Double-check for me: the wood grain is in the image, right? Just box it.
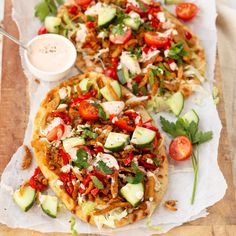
[0,1,235,235]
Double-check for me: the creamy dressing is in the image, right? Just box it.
[28,37,74,73]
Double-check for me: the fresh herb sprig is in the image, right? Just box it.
[81,127,98,139]
[92,102,107,120]
[70,148,89,169]
[96,160,114,175]
[126,162,144,184]
[160,115,213,204]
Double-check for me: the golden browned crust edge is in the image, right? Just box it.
[31,72,168,228]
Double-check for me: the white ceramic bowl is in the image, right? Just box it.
[24,34,77,82]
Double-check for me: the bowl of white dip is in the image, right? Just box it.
[24,34,77,82]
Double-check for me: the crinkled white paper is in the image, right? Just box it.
[0,0,227,235]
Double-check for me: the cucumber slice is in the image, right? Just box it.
[79,78,94,92]
[182,109,199,125]
[44,16,61,33]
[41,195,58,218]
[120,183,144,207]
[131,126,156,148]
[104,132,130,151]
[101,101,125,117]
[166,92,184,116]
[63,137,85,153]
[13,186,36,212]
[98,7,116,27]
[123,17,141,30]
[117,65,129,85]
[164,0,183,5]
[81,201,96,215]
[100,81,122,101]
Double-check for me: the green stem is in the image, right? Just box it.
[191,148,199,204]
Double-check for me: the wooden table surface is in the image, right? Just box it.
[0,1,236,235]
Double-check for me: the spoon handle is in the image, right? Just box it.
[0,27,27,50]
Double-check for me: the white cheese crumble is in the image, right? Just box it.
[61,125,73,140]
[58,87,67,99]
[76,24,88,43]
[98,31,107,39]
[57,104,68,110]
[95,153,119,170]
[146,158,154,164]
[120,51,141,75]
[169,62,178,71]
[135,115,141,125]
[85,2,105,15]
[111,116,118,124]
[156,12,166,23]
[40,117,63,136]
[127,0,139,8]
[51,179,63,187]
[164,49,169,58]
[139,49,160,63]
[61,164,71,173]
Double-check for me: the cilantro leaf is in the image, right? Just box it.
[126,162,144,184]
[143,22,155,31]
[129,47,142,59]
[70,148,89,169]
[192,131,213,145]
[96,160,114,175]
[92,102,107,120]
[82,127,98,139]
[87,15,96,22]
[132,82,139,95]
[90,176,104,189]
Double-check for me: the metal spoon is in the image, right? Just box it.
[0,27,28,50]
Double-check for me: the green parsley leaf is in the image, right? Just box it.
[132,82,139,95]
[59,98,69,104]
[96,160,114,175]
[90,176,104,189]
[70,148,89,169]
[148,70,155,86]
[192,131,213,145]
[143,22,155,31]
[114,10,127,24]
[158,62,171,76]
[87,15,96,22]
[129,47,142,59]
[136,0,148,11]
[126,162,144,184]
[111,24,125,36]
[92,102,107,120]
[82,127,98,139]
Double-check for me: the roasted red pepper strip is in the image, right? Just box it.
[59,148,71,165]
[29,167,48,191]
[51,111,72,125]
[139,159,158,170]
[70,90,97,106]
[79,174,91,194]
[124,152,134,166]
[124,110,143,126]
[60,172,76,196]
[91,188,100,197]
[110,115,135,132]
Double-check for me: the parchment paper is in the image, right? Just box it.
[0,0,227,235]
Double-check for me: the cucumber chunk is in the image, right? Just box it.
[166,92,184,116]
[101,101,125,117]
[98,7,116,27]
[63,137,85,153]
[44,16,61,33]
[100,81,122,101]
[104,132,130,151]
[120,183,144,207]
[117,65,129,85]
[13,186,36,212]
[40,195,58,218]
[131,126,156,148]
[123,16,141,30]
[79,78,94,92]
[182,109,199,125]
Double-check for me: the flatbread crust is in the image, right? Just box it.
[32,72,168,228]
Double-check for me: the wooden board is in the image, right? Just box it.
[0,1,236,235]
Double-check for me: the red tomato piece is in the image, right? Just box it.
[91,188,100,197]
[78,100,99,121]
[29,167,48,191]
[144,32,169,48]
[109,27,132,45]
[103,67,118,80]
[126,1,149,15]
[110,115,135,132]
[86,21,95,28]
[68,5,78,15]
[51,112,71,125]
[46,124,65,142]
[185,31,193,40]
[111,57,119,67]
[169,136,193,161]
[176,3,198,21]
[70,90,97,106]
[38,26,47,35]
[59,148,71,165]
[75,0,92,6]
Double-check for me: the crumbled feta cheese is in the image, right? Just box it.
[140,49,160,63]
[80,183,85,190]
[146,158,154,164]
[95,153,119,170]
[40,117,63,136]
[98,31,107,39]
[127,0,139,8]
[162,20,174,30]
[127,79,133,90]
[135,115,141,125]
[156,12,166,23]
[120,51,141,74]
[57,104,68,110]
[169,62,178,71]
[111,116,118,124]
[164,49,169,57]
[61,164,71,173]
[58,87,67,99]
[76,24,88,43]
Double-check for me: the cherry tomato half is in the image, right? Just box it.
[169,136,193,161]
[38,26,47,35]
[109,27,132,45]
[46,124,65,142]
[176,3,198,21]
[75,0,92,6]
[144,32,169,48]
[68,5,79,15]
[103,67,118,80]
[78,100,99,121]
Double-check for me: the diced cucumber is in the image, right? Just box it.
[40,195,58,218]
[120,183,144,207]
[123,17,141,30]
[98,7,116,27]
[79,78,94,92]
[13,186,36,212]
[164,0,183,5]
[44,16,61,34]
[101,101,125,117]
[182,109,199,125]
[166,92,184,116]
[104,132,130,151]
[131,126,156,148]
[117,65,129,85]
[81,201,96,215]
[63,137,85,153]
[100,81,122,101]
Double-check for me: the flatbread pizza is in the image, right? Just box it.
[31,72,168,228]
[52,0,205,98]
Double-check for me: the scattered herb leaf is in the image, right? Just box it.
[111,24,125,36]
[92,102,107,120]
[82,127,98,139]
[90,176,104,189]
[126,162,144,184]
[96,160,114,175]
[70,148,89,169]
